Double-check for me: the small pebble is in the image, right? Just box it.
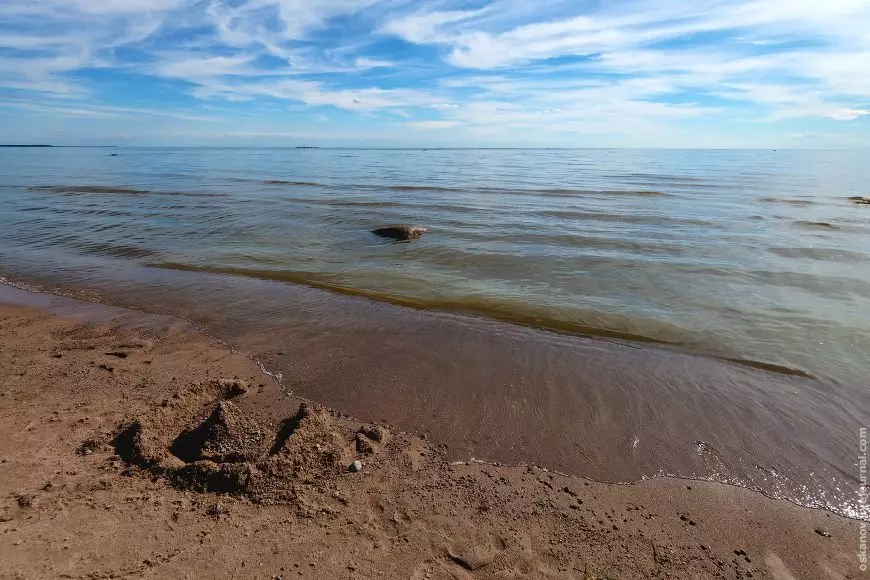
[349,460,363,473]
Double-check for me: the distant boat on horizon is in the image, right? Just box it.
[295,146,320,149]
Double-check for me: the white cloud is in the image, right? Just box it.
[378,0,870,121]
[151,55,262,79]
[405,120,461,129]
[0,0,868,145]
[0,97,221,122]
[381,10,481,44]
[354,57,394,69]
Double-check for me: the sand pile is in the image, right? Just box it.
[115,379,386,503]
[170,400,272,464]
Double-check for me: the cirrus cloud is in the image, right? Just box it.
[0,0,867,146]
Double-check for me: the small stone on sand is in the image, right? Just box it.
[349,460,363,473]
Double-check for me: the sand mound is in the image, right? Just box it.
[114,380,384,502]
[170,400,271,463]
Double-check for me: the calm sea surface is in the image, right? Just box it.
[1,147,868,519]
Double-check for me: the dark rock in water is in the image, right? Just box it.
[849,196,870,205]
[109,153,118,157]
[372,225,427,240]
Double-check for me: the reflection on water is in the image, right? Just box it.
[1,147,869,520]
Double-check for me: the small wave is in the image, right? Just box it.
[226,179,668,197]
[759,197,816,206]
[720,357,814,378]
[387,184,465,193]
[793,221,837,229]
[620,172,708,184]
[259,180,467,193]
[749,269,870,299]
[28,185,228,198]
[146,262,826,382]
[147,262,684,347]
[262,180,325,187]
[269,197,405,208]
[534,188,668,197]
[152,190,229,198]
[327,200,403,208]
[30,185,150,195]
[538,209,714,227]
[74,241,159,260]
[767,246,867,262]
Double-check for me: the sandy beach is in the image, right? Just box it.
[0,294,862,579]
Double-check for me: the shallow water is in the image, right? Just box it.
[1,147,868,519]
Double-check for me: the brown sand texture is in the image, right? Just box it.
[0,301,863,579]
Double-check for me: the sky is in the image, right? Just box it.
[0,0,868,148]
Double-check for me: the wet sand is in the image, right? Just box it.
[0,293,863,579]
[2,269,865,522]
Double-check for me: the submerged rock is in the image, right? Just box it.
[850,196,870,205]
[372,225,427,240]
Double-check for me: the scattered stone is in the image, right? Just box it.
[217,379,248,398]
[206,501,229,518]
[98,363,114,372]
[814,528,832,538]
[349,460,363,473]
[372,225,427,241]
[358,425,385,443]
[104,352,128,358]
[355,434,374,454]
[14,493,35,509]
[77,435,106,456]
[447,544,496,571]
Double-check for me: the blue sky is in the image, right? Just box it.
[0,0,868,147]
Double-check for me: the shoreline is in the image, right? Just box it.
[0,287,865,578]
[0,282,850,509]
[146,261,816,379]
[0,276,866,523]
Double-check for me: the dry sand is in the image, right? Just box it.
[0,301,863,579]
